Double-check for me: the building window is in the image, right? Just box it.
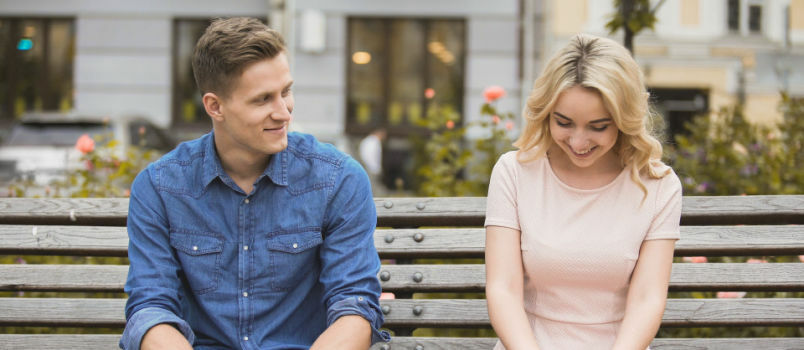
[346,17,466,137]
[649,88,709,141]
[748,5,762,33]
[0,18,75,128]
[727,0,740,31]
[172,18,212,130]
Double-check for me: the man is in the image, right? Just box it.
[120,17,388,349]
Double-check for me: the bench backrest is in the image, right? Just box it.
[0,195,803,350]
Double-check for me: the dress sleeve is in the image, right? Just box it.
[645,170,682,240]
[485,152,520,230]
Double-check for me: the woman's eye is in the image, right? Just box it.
[556,120,570,127]
[591,125,609,132]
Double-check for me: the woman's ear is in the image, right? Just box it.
[203,92,224,122]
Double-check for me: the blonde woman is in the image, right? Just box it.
[485,33,682,349]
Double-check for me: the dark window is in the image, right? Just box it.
[648,88,709,142]
[172,19,213,130]
[749,5,762,33]
[346,17,466,137]
[727,0,740,31]
[0,18,75,130]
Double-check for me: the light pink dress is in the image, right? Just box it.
[485,151,682,350]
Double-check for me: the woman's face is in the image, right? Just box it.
[549,85,619,171]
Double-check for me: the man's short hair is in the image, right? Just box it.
[192,17,286,98]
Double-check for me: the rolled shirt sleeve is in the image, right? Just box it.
[120,168,194,349]
[319,157,390,344]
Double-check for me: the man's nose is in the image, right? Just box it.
[271,99,292,121]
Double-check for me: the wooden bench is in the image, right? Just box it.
[0,195,802,349]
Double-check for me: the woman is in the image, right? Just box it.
[485,33,682,350]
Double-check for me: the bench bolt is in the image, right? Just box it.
[416,202,426,210]
[413,232,424,242]
[382,305,391,315]
[415,345,424,350]
[380,345,390,350]
[384,234,394,243]
[383,201,393,209]
[413,305,423,316]
[380,270,391,281]
[412,272,423,283]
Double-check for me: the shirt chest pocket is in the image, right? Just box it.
[266,230,323,291]
[169,232,224,295]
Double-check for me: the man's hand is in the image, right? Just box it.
[310,315,371,350]
[141,324,193,350]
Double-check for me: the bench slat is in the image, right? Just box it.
[2,195,802,226]
[2,224,801,257]
[1,298,801,328]
[0,335,800,350]
[4,263,803,293]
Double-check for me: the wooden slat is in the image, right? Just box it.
[3,263,803,293]
[0,198,128,226]
[0,335,799,350]
[0,224,800,258]
[0,225,128,256]
[4,263,803,293]
[380,299,804,327]
[0,265,128,292]
[0,335,122,350]
[2,195,802,227]
[1,298,801,328]
[367,337,804,350]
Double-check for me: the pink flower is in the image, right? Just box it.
[505,120,514,131]
[746,258,767,263]
[716,291,746,298]
[85,160,94,171]
[75,134,95,154]
[492,115,500,125]
[424,88,435,99]
[380,292,395,300]
[483,85,506,103]
[446,120,455,129]
[799,255,804,263]
[682,256,708,263]
[124,189,131,197]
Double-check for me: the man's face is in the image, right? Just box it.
[217,53,294,157]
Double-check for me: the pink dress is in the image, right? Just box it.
[485,151,681,349]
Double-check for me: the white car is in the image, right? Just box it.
[0,112,176,188]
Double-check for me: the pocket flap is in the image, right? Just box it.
[170,233,224,256]
[267,230,323,253]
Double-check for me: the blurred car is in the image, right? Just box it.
[0,112,176,187]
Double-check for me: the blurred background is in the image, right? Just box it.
[0,0,802,197]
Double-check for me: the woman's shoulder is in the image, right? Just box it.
[640,160,682,195]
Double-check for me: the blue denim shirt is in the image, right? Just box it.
[120,132,389,349]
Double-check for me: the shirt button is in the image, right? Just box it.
[358,296,364,301]
[243,336,249,341]
[192,246,198,251]
[243,245,249,250]
[243,292,248,297]
[244,198,250,204]
[292,243,298,249]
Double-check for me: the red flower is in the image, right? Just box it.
[380,292,395,300]
[746,258,767,263]
[424,88,435,99]
[446,120,455,129]
[483,85,506,103]
[75,134,95,154]
[505,120,514,131]
[492,115,500,125]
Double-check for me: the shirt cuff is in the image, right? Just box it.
[327,296,391,344]
[119,307,195,349]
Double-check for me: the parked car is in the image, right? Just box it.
[0,112,176,188]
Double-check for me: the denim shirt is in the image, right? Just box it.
[120,132,389,349]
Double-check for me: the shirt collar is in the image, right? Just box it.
[200,131,289,188]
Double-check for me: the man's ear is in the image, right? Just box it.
[203,92,225,122]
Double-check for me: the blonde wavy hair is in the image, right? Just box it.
[514,33,670,198]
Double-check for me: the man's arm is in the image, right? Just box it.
[120,169,195,350]
[314,157,390,348]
